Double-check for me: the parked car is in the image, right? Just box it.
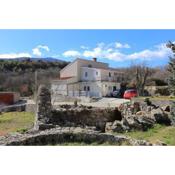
[112,90,120,98]
[123,89,138,99]
[106,92,113,97]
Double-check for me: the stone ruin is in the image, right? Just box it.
[105,100,173,133]
[35,85,122,131]
[35,86,174,134]
[0,85,174,146]
[34,85,53,130]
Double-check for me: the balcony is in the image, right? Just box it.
[101,76,124,82]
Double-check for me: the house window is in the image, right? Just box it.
[96,71,98,76]
[84,86,86,91]
[88,64,92,68]
[87,86,90,91]
[85,72,88,77]
[109,72,111,77]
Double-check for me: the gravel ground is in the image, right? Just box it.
[53,98,130,108]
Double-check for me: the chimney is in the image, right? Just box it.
[93,58,97,62]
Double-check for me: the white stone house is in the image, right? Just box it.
[51,58,124,98]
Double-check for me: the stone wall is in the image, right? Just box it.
[51,107,122,131]
[35,85,122,131]
[0,127,155,146]
[35,85,52,130]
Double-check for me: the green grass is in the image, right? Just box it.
[55,141,130,146]
[0,112,35,136]
[123,124,175,145]
[134,96,175,101]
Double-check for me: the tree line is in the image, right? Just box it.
[0,59,68,96]
[0,58,68,72]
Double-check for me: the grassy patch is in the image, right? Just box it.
[55,141,130,146]
[0,112,34,136]
[134,96,175,101]
[124,124,175,145]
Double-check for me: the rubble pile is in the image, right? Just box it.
[105,100,173,133]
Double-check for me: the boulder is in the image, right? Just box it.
[136,111,147,116]
[111,121,126,133]
[105,120,128,133]
[135,115,155,131]
[161,105,170,112]
[154,140,167,146]
[151,108,171,125]
[105,122,113,132]
[123,116,143,131]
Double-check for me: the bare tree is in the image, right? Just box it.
[135,65,151,96]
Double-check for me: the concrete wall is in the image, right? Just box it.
[51,81,121,98]
[80,67,101,81]
[60,60,78,78]
[100,69,122,82]
[79,81,102,97]
[61,58,108,81]
[51,83,67,96]
[101,82,120,96]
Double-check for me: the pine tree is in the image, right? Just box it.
[166,41,175,96]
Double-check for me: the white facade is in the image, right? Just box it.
[51,58,123,98]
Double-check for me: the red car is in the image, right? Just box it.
[123,89,138,99]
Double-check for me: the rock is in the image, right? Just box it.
[111,120,125,133]
[161,105,170,112]
[154,140,167,146]
[151,108,171,125]
[146,106,152,112]
[38,123,55,130]
[105,122,113,132]
[136,111,147,116]
[170,101,175,124]
[35,85,52,130]
[129,138,153,146]
[133,102,141,113]
[123,116,143,131]
[105,120,129,133]
[135,115,155,131]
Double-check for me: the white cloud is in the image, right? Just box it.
[32,48,42,56]
[115,42,130,49]
[37,45,50,51]
[62,42,172,62]
[32,45,50,57]
[127,43,171,60]
[63,50,81,57]
[80,45,89,50]
[0,53,31,59]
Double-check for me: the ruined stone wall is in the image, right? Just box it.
[0,127,154,146]
[35,85,122,131]
[35,85,52,130]
[51,107,122,131]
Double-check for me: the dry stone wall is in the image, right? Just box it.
[35,85,53,130]
[35,85,122,131]
[0,127,156,146]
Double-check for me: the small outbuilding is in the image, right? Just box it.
[0,92,20,105]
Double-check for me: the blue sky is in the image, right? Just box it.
[0,30,174,67]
